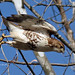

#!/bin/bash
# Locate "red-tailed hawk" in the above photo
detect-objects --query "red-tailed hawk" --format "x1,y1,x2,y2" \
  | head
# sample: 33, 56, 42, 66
0, 12, 65, 53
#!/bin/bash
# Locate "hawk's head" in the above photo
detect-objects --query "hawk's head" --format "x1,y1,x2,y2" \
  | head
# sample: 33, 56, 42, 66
47, 38, 65, 53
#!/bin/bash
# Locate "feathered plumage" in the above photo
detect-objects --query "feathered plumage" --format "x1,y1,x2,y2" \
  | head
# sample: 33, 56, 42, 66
0, 12, 65, 53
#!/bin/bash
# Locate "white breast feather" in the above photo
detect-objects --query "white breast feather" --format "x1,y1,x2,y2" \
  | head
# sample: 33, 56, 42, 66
8, 22, 29, 43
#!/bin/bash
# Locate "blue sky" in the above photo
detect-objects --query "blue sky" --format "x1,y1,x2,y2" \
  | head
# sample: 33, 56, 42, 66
0, 0, 75, 75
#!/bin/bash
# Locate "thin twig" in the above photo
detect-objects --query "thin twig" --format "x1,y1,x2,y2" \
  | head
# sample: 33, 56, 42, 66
63, 54, 71, 75
46, 7, 72, 20
50, 18, 64, 24
13, 63, 27, 75
1, 58, 75, 67
33, 3, 75, 7
42, 0, 53, 17
1, 64, 10, 75
18, 50, 35, 75
1, 46, 10, 75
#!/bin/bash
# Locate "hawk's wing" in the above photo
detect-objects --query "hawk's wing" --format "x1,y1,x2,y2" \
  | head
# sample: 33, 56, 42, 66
6, 14, 57, 34
1, 14, 57, 37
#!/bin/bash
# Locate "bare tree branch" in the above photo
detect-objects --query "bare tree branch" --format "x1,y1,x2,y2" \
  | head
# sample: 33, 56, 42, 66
13, 63, 27, 75
33, 3, 75, 7
1, 46, 10, 75
1, 64, 10, 75
18, 50, 35, 75
50, 18, 64, 24
1, 0, 75, 8
1, 58, 75, 67
69, 0, 72, 4
42, 0, 53, 17
34, 52, 56, 75
68, 17, 74, 24
53, 0, 75, 52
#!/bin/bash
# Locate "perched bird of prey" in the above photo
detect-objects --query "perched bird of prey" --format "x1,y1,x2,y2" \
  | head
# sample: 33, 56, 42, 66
0, 12, 65, 53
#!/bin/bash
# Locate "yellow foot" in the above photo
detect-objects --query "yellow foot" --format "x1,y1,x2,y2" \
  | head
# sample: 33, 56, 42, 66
0, 37, 3, 42
0, 41, 5, 47
2, 33, 5, 37
0, 33, 5, 42
0, 34, 11, 47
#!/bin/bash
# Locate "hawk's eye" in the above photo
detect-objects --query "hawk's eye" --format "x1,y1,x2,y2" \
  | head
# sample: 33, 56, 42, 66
60, 46, 63, 48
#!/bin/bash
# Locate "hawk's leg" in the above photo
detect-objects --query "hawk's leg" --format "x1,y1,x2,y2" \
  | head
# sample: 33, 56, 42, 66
0, 34, 12, 46
0, 41, 5, 45
0, 40, 16, 47
5, 41, 16, 45
0, 34, 11, 42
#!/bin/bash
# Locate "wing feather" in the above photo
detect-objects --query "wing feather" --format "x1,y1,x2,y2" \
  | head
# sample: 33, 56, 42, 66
1, 14, 56, 37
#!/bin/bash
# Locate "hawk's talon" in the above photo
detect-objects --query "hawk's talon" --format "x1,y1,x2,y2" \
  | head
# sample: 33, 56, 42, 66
2, 33, 5, 38
0, 41, 5, 47
0, 33, 5, 42
0, 34, 10, 42
0, 37, 3, 42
